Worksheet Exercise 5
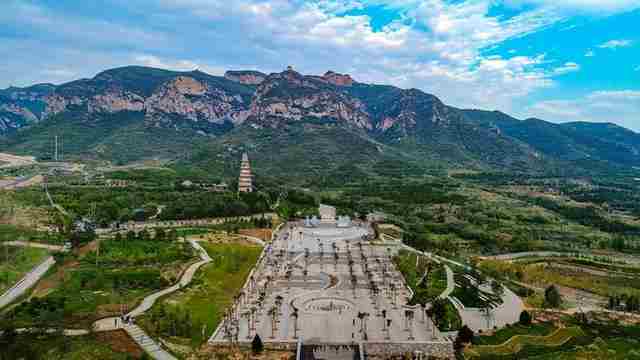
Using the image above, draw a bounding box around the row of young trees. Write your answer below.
[608,294,640,313]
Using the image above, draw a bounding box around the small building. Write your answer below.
[319,204,336,223]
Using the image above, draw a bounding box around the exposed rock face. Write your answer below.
[248,69,371,129]
[89,90,145,113]
[0,103,38,123]
[0,72,252,129]
[145,76,245,124]
[322,71,354,87]
[224,70,267,85]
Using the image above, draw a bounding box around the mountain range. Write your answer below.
[1,65,638,181]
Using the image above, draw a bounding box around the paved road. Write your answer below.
[0,256,55,309]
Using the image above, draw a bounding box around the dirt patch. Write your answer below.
[31,259,80,298]
[96,329,145,358]
[75,240,98,257]
[190,232,258,247]
[239,228,272,242]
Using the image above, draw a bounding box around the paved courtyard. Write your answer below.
[210,221,442,345]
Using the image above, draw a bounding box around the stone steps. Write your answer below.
[123,324,176,360]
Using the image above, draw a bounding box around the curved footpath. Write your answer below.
[400,244,523,333]
[93,239,213,360]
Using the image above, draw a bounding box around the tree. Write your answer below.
[454,325,474,350]
[491,280,504,297]
[251,334,264,354]
[544,285,563,308]
[519,310,532,326]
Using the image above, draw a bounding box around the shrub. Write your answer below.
[252,334,264,354]
[544,285,563,308]
[519,310,532,326]
[455,325,475,350]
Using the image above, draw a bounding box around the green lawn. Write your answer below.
[0,245,49,294]
[140,241,262,345]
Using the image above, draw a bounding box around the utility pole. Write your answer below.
[54,136,58,161]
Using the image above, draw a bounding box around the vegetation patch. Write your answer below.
[139,241,262,345]
[465,326,585,358]
[393,250,447,304]
[6,231,196,328]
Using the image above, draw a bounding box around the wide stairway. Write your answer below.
[124,324,177,360]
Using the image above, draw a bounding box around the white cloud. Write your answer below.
[133,54,226,75]
[505,0,640,14]
[598,39,634,49]
[526,90,640,131]
[584,50,595,57]
[2,0,638,129]
[553,62,580,75]
[148,0,576,113]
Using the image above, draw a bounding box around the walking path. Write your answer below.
[91,239,213,359]
[439,265,455,300]
[0,256,56,309]
[399,244,455,301]
[399,243,524,333]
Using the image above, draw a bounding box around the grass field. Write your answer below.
[0,245,49,294]
[140,241,262,346]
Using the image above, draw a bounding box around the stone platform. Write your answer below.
[209,222,453,358]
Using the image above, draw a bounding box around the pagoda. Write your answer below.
[238,153,253,193]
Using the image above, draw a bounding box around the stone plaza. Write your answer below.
[210,214,454,358]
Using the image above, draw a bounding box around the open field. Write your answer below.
[0,245,49,294]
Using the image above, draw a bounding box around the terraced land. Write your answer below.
[465,326,585,358]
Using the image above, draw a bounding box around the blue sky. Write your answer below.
[1,0,639,131]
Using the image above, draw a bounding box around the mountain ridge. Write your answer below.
[0,65,638,173]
